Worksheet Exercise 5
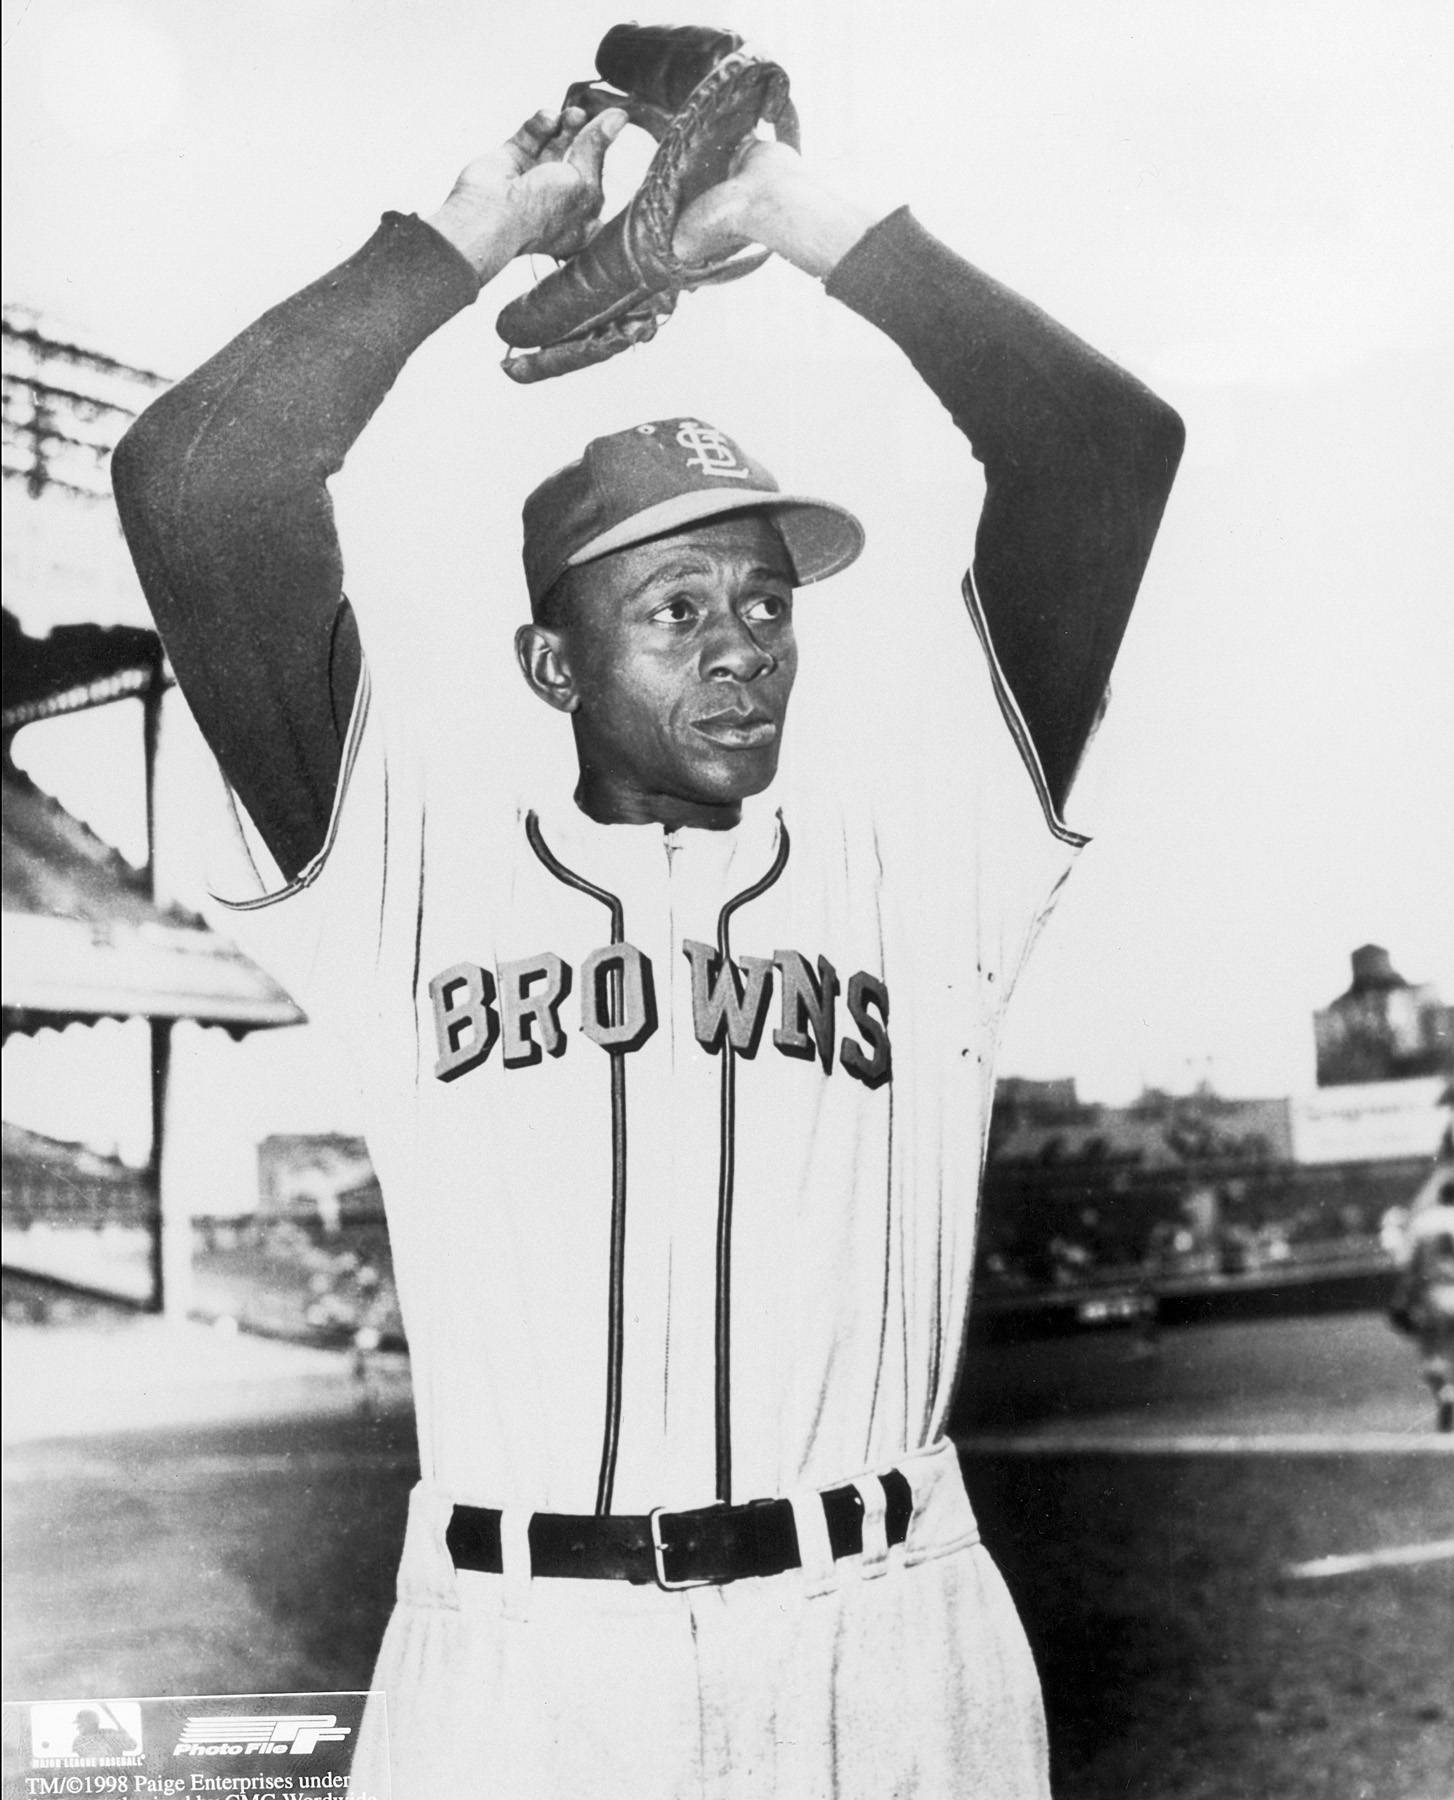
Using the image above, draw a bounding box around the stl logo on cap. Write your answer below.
[676,421,751,480]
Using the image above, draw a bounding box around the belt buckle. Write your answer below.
[648,1506,713,1591]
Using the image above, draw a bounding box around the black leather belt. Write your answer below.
[447,1469,915,1589]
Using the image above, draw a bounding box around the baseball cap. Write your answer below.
[522,417,865,607]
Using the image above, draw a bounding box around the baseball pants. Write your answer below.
[350,1438,1050,1798]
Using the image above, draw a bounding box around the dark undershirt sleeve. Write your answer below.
[112,212,479,882]
[825,208,1185,820]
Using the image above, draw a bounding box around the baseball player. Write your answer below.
[114,75,1183,1800]
[1401,1193,1454,1432]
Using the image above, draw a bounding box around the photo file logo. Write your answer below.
[176,1714,351,1755]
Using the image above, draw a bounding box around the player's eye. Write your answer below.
[743,592,791,624]
[650,595,698,625]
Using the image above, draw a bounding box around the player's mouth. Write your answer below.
[690,706,779,749]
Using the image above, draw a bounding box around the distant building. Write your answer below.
[1313,944,1452,1088]
[993,1076,1082,1118]
[257,1134,382,1233]
[989,1080,1292,1170]
[990,942,1453,1178]
[1,1120,149,1230]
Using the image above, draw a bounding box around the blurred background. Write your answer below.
[3,3,1452,1796]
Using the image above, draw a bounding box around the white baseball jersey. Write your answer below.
[223,568,1078,1514]
[217,550,1076,1796]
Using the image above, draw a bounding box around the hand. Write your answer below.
[426,106,628,283]
[671,135,798,267]
[673,137,883,280]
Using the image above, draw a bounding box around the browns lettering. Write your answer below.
[429,943,891,1086]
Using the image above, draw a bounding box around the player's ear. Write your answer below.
[515,622,580,713]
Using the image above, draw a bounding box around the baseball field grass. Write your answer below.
[967,1451,1453,1800]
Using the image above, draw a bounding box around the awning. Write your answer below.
[2,761,303,1038]
[2,608,164,730]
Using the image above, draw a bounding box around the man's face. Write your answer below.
[523,513,799,830]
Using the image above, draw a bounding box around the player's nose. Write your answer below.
[700,611,774,681]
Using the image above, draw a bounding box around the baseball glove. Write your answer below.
[496,22,799,384]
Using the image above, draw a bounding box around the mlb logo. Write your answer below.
[30,1699,142,1761]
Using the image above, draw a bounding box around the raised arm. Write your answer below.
[113,107,625,880]
[678,145,1185,825]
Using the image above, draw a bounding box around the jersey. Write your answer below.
[218,578,1077,1517]
[113,200,1184,1798]
[210,508,1080,1800]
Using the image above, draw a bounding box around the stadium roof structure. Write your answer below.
[1,608,163,731]
[1,757,303,1040]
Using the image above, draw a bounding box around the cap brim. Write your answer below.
[564,487,865,587]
